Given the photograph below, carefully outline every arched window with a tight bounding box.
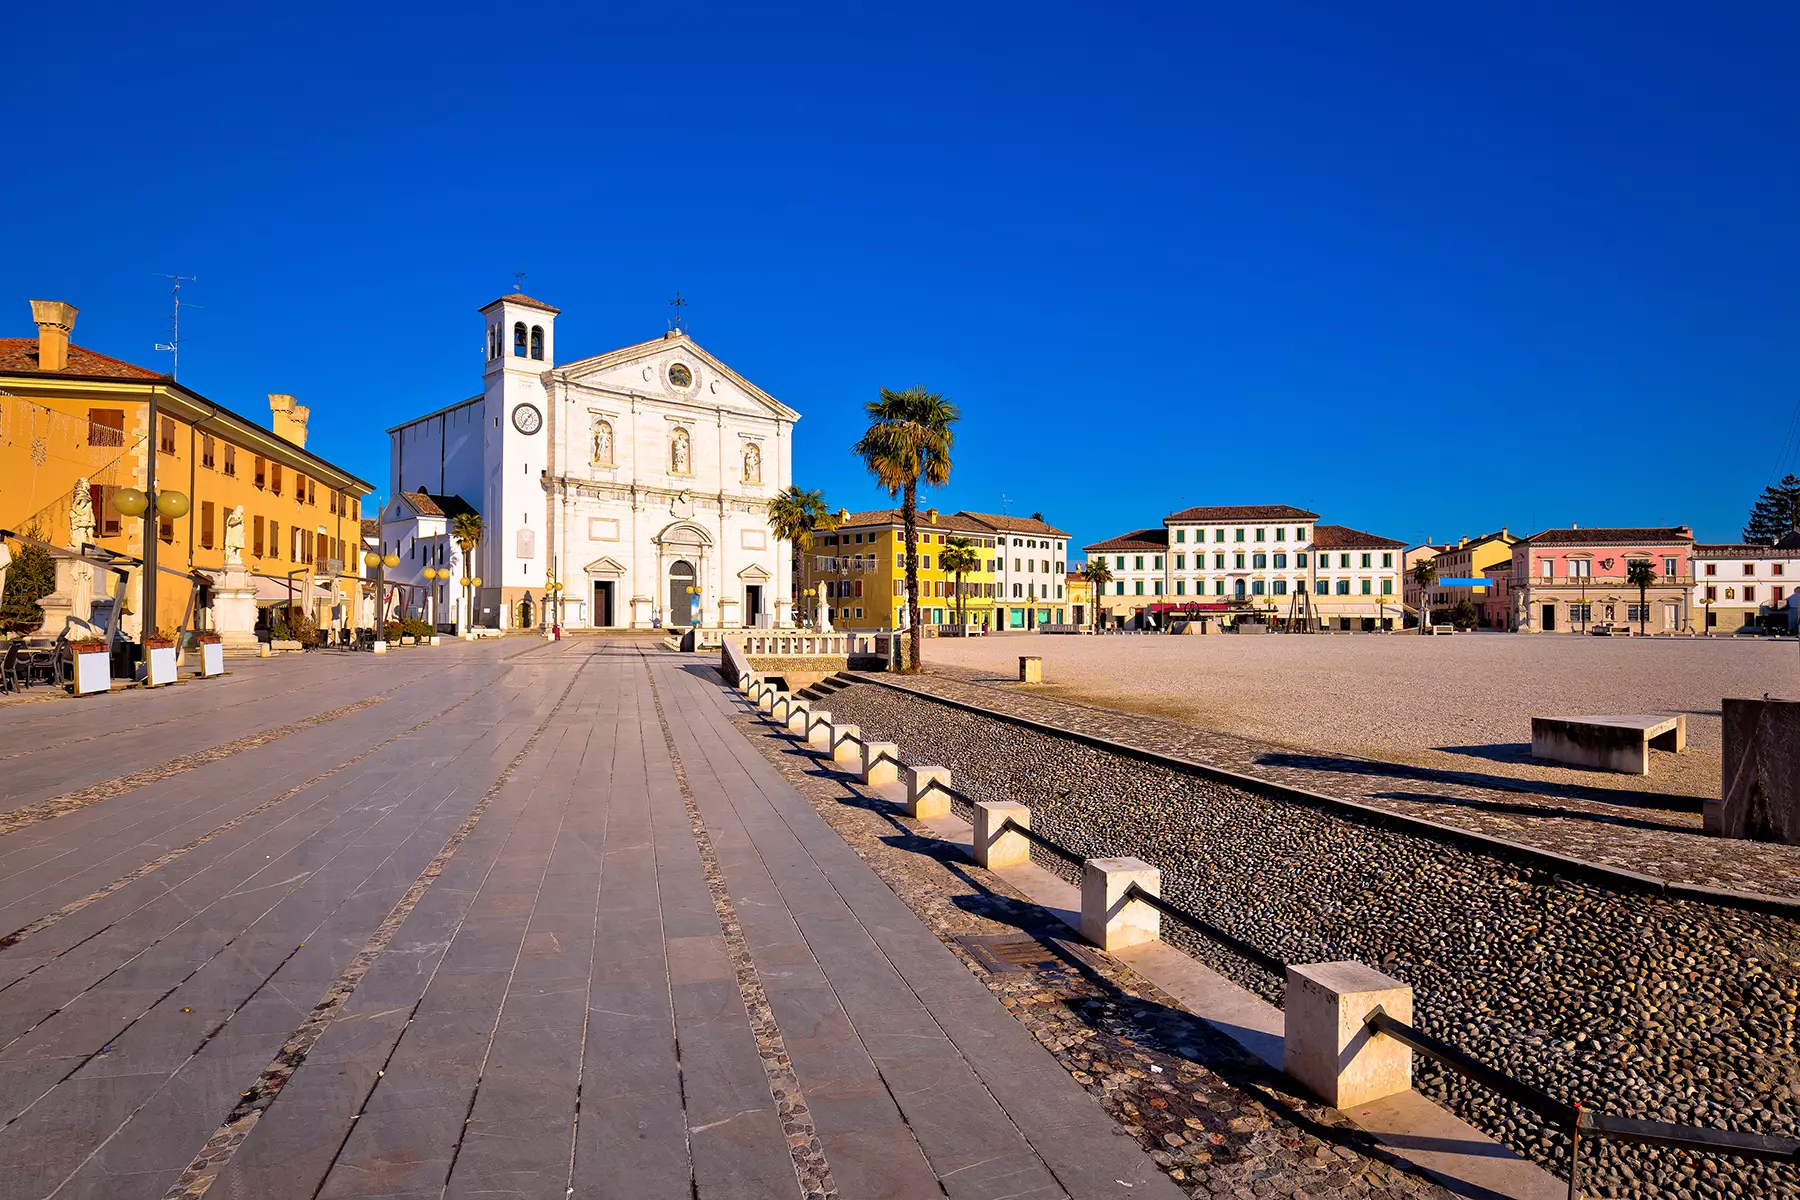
[486,326,495,360]
[513,323,527,356]
[530,326,544,360]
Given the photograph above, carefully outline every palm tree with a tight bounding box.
[1626,559,1658,635]
[853,387,958,672]
[1411,557,1438,634]
[452,512,484,632]
[1080,558,1114,632]
[940,536,980,627]
[769,486,839,625]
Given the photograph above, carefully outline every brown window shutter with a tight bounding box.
[200,502,215,549]
[254,516,264,557]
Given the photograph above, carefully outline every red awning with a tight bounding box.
[1143,601,1232,614]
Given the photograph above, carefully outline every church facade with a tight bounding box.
[385,294,798,630]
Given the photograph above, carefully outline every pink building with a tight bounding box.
[1510,526,1695,633]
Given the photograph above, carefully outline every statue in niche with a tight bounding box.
[592,419,613,466]
[671,427,690,474]
[224,504,246,567]
[69,478,96,548]
[743,442,761,485]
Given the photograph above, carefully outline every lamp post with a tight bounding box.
[802,586,817,627]
[543,573,564,639]
[111,484,189,640]
[422,567,440,631]
[458,575,483,635]
[363,549,400,648]
[685,583,702,628]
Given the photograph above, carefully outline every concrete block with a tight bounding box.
[769,693,792,722]
[905,766,952,820]
[805,709,833,748]
[860,741,900,787]
[830,723,862,766]
[1284,961,1414,1109]
[973,801,1031,870]
[785,701,811,736]
[371,640,388,655]
[1080,857,1160,951]
[757,687,778,714]
[1711,697,1800,844]
[1019,655,1042,684]
[1530,714,1684,775]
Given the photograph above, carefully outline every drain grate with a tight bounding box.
[954,932,1103,977]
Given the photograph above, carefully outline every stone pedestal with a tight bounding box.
[905,766,953,820]
[213,567,262,657]
[1019,656,1042,684]
[860,741,900,787]
[1711,697,1800,845]
[973,801,1031,870]
[829,723,861,766]
[35,556,94,638]
[1080,857,1160,951]
[1284,961,1413,1109]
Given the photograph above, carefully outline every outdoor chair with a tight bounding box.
[0,641,19,693]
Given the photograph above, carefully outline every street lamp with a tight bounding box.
[363,550,400,645]
[112,485,188,640]
[457,575,483,633]
[421,567,441,630]
[543,573,564,639]
[685,583,702,628]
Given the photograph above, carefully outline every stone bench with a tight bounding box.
[1530,713,1686,775]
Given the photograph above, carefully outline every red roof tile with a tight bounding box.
[0,338,164,380]
[1084,528,1169,552]
[1523,527,1695,546]
[958,511,1071,538]
[1165,504,1319,524]
[1310,524,1407,550]
[479,293,561,315]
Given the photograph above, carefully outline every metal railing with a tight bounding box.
[1365,1007,1799,1196]
[752,675,1800,1190]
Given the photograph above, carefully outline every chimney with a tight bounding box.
[268,393,310,448]
[29,300,77,371]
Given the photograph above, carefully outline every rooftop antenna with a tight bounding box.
[153,273,198,381]
[1000,493,1010,518]
[668,290,688,334]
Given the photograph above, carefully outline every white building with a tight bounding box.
[371,490,475,628]
[963,513,1071,630]
[1692,536,1800,633]
[386,294,799,630]
[1085,504,1407,630]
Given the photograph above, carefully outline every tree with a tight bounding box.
[1450,597,1478,631]
[853,387,958,672]
[1743,474,1800,545]
[939,537,980,627]
[1410,557,1439,633]
[452,512,485,631]
[769,486,840,624]
[1627,559,1658,635]
[1081,558,1114,633]
[1,532,56,635]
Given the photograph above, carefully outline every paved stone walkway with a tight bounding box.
[887,667,1800,901]
[0,639,1179,1200]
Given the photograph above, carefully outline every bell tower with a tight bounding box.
[477,291,560,626]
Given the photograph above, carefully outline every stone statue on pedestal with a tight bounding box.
[69,479,95,549]
[224,504,246,567]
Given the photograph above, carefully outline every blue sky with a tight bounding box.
[6,1,1797,549]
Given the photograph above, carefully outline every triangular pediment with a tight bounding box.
[583,555,626,577]
[736,563,772,582]
[553,333,800,422]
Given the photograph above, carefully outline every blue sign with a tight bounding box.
[1437,577,1492,587]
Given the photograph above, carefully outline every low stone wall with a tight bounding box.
[818,678,1800,1199]
[747,655,850,693]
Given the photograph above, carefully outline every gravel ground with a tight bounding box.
[817,680,1800,1200]
[922,632,1800,799]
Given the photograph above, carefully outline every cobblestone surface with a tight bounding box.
[815,676,1800,1200]
[894,666,1800,900]
[730,705,1463,1199]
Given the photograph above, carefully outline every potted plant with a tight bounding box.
[142,628,178,686]
[194,630,224,678]
[71,636,110,696]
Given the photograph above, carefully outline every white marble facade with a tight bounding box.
[388,295,798,630]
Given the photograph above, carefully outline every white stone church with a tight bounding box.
[383,294,799,630]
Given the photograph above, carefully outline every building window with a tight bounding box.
[253,516,265,557]
[1382,552,1393,568]
[1666,558,1679,577]
[1175,529,1186,543]
[90,484,120,537]
[270,463,283,495]
[530,326,544,360]
[1273,553,1287,569]
[1214,529,1225,543]
[1175,580,1185,595]
[1360,553,1372,568]
[1115,581,1124,595]
[1745,563,1756,576]
[1774,563,1785,576]
[1628,603,1648,623]
[1251,580,1265,595]
[1174,554,1185,570]
[1252,553,1266,569]
[1703,563,1716,576]
[1274,579,1287,595]
[1339,553,1351,569]
[1296,580,1307,593]
[1569,559,1591,578]
[1255,528,1265,542]
[1235,552,1245,569]
[1361,579,1372,595]
[1541,559,1554,579]
[1134,555,1144,570]
[1153,581,1163,595]
[88,409,125,447]
[159,416,176,454]
[1234,528,1245,542]
[201,434,216,469]
[1296,527,1308,541]
[223,444,237,477]
[159,515,174,543]
[1336,580,1350,595]
[200,502,215,549]
[513,322,527,355]
[1296,552,1308,567]
[1382,579,1394,594]
[1275,528,1286,542]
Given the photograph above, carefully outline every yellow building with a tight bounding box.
[1065,571,1094,627]
[1424,529,1519,628]
[1,299,375,637]
[799,508,998,631]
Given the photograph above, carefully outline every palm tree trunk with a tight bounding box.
[902,482,922,672]
[1640,583,1648,636]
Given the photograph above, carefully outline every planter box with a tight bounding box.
[199,642,224,677]
[143,645,177,686]
[271,639,302,652]
[401,636,416,645]
[74,651,110,696]
[429,636,441,646]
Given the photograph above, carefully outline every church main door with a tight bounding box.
[668,560,696,625]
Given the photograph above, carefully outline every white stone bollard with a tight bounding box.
[905,766,953,820]
[770,693,792,722]
[806,711,834,750]
[757,688,778,714]
[786,701,811,736]
[973,801,1032,870]
[830,724,862,766]
[1283,962,1414,1109]
[861,741,900,787]
[1019,655,1042,684]
[1080,857,1160,951]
